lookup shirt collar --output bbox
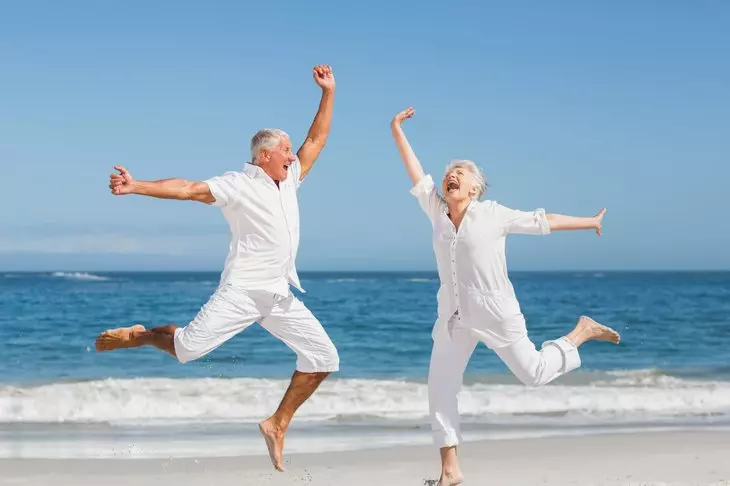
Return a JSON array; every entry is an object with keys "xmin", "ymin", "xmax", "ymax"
[
  {"xmin": 443, "ymin": 199, "xmax": 479, "ymax": 215},
  {"xmin": 243, "ymin": 162, "xmax": 264, "ymax": 178},
  {"xmin": 243, "ymin": 162, "xmax": 280, "ymax": 187}
]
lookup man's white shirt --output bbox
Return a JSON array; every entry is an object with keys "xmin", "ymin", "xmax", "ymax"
[{"xmin": 206, "ymin": 160, "xmax": 304, "ymax": 295}]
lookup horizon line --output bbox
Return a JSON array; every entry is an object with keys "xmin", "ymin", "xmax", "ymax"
[{"xmin": 3, "ymin": 269, "xmax": 730, "ymax": 273}]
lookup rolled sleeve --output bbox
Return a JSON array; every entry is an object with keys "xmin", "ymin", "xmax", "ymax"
[
  {"xmin": 290, "ymin": 158, "xmax": 303, "ymax": 189},
  {"xmin": 205, "ymin": 171, "xmax": 241, "ymax": 208},
  {"xmin": 410, "ymin": 174, "xmax": 445, "ymax": 222},
  {"xmin": 496, "ymin": 203, "xmax": 551, "ymax": 235}
]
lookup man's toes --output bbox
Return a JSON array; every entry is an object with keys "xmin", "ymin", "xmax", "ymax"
[{"xmin": 598, "ymin": 326, "xmax": 620, "ymax": 344}]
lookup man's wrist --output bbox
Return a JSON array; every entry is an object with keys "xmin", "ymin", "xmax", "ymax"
[{"xmin": 128, "ymin": 180, "xmax": 142, "ymax": 194}]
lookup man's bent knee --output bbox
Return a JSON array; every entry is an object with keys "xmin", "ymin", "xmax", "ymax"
[
  {"xmin": 172, "ymin": 327, "xmax": 206, "ymax": 364},
  {"xmin": 322, "ymin": 345, "xmax": 340, "ymax": 372},
  {"xmin": 296, "ymin": 344, "xmax": 339, "ymax": 373}
]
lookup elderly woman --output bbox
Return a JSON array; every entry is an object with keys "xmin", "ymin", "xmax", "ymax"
[{"xmin": 391, "ymin": 107, "xmax": 620, "ymax": 486}]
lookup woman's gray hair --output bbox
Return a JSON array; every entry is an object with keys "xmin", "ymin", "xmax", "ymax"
[
  {"xmin": 444, "ymin": 159, "xmax": 487, "ymax": 200},
  {"xmin": 250, "ymin": 128, "xmax": 290, "ymax": 163}
]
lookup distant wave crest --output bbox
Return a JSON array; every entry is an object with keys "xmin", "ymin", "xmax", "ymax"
[{"xmin": 51, "ymin": 272, "xmax": 110, "ymax": 282}]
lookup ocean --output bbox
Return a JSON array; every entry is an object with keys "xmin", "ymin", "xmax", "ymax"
[{"xmin": 1, "ymin": 271, "xmax": 729, "ymax": 459}]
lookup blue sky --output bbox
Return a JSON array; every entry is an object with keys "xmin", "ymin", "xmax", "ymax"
[{"xmin": 0, "ymin": 1, "xmax": 728, "ymax": 271}]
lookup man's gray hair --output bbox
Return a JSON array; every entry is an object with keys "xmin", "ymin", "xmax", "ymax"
[
  {"xmin": 444, "ymin": 159, "xmax": 487, "ymax": 200},
  {"xmin": 250, "ymin": 128, "xmax": 290, "ymax": 163}
]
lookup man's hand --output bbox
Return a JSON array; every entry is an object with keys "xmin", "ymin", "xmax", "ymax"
[
  {"xmin": 110, "ymin": 166, "xmax": 135, "ymax": 195},
  {"xmin": 392, "ymin": 107, "xmax": 415, "ymax": 128},
  {"xmin": 313, "ymin": 65, "xmax": 335, "ymax": 92}
]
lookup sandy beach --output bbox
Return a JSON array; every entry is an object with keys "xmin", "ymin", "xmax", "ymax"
[{"xmin": 2, "ymin": 430, "xmax": 729, "ymax": 485}]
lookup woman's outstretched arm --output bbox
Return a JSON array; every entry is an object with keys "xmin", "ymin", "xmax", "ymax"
[{"xmin": 547, "ymin": 208, "xmax": 607, "ymax": 235}]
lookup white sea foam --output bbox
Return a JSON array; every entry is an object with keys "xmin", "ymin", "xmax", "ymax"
[
  {"xmin": 170, "ymin": 280, "xmax": 217, "ymax": 286},
  {"xmin": 325, "ymin": 278, "xmax": 378, "ymax": 284},
  {"xmin": 50, "ymin": 272, "xmax": 110, "ymax": 282},
  {"xmin": 1, "ymin": 372, "xmax": 729, "ymax": 426}
]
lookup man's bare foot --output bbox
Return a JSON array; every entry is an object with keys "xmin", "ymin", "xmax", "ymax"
[
  {"xmin": 570, "ymin": 316, "xmax": 620, "ymax": 346},
  {"xmin": 95, "ymin": 325, "xmax": 146, "ymax": 352},
  {"xmin": 259, "ymin": 419, "xmax": 286, "ymax": 472},
  {"xmin": 437, "ymin": 469, "xmax": 463, "ymax": 486}
]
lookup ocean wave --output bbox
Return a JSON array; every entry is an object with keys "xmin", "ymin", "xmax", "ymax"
[
  {"xmin": 407, "ymin": 278, "xmax": 436, "ymax": 283},
  {"xmin": 592, "ymin": 368, "xmax": 690, "ymax": 387},
  {"xmin": 2, "ymin": 374, "xmax": 730, "ymax": 425},
  {"xmin": 50, "ymin": 272, "xmax": 110, "ymax": 282},
  {"xmin": 170, "ymin": 280, "xmax": 217, "ymax": 286}
]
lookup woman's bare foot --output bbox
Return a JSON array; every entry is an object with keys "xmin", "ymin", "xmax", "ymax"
[
  {"xmin": 438, "ymin": 446, "xmax": 463, "ymax": 486},
  {"xmin": 568, "ymin": 316, "xmax": 620, "ymax": 346},
  {"xmin": 438, "ymin": 469, "xmax": 463, "ymax": 486},
  {"xmin": 95, "ymin": 325, "xmax": 146, "ymax": 352},
  {"xmin": 259, "ymin": 419, "xmax": 286, "ymax": 472}
]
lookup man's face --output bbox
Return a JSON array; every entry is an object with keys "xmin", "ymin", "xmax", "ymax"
[{"xmin": 258, "ymin": 136, "xmax": 297, "ymax": 182}]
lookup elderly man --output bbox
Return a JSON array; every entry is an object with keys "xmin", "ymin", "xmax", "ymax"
[
  {"xmin": 391, "ymin": 107, "xmax": 620, "ymax": 486},
  {"xmin": 95, "ymin": 65, "xmax": 338, "ymax": 472}
]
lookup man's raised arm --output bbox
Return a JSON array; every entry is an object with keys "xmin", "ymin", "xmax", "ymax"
[
  {"xmin": 296, "ymin": 65, "xmax": 335, "ymax": 182},
  {"xmin": 109, "ymin": 165, "xmax": 214, "ymax": 204}
]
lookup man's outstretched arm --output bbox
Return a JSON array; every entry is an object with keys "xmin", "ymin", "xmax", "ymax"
[
  {"xmin": 109, "ymin": 165, "xmax": 214, "ymax": 203},
  {"xmin": 296, "ymin": 65, "xmax": 335, "ymax": 182}
]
